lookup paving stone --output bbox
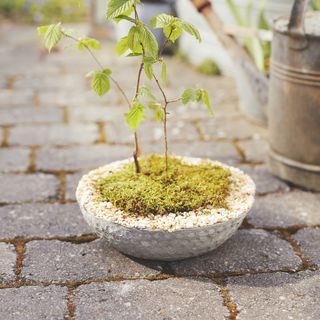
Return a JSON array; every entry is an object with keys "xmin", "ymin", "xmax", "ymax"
[
  {"xmin": 293, "ymin": 228, "xmax": 320, "ymax": 267},
  {"xmin": 0, "ymin": 243, "xmax": 16, "ymax": 282},
  {"xmin": 248, "ymin": 192, "xmax": 320, "ymax": 228},
  {"xmin": 0, "ymin": 147, "xmax": 30, "ymax": 172},
  {"xmin": 170, "ymin": 229, "xmax": 301, "ymax": 275},
  {"xmin": 9, "ymin": 124, "xmax": 99, "ymax": 146},
  {"xmin": 0, "ymin": 107, "xmax": 62, "ymax": 125},
  {"xmin": 200, "ymin": 115, "xmax": 266, "ymax": 140},
  {"xmin": 69, "ymin": 105, "xmax": 126, "ymax": 122},
  {"xmin": 0, "ymin": 285, "xmax": 68, "ymax": 320},
  {"xmin": 0, "ymin": 89, "xmax": 34, "ymax": 107},
  {"xmin": 75, "ymin": 278, "xmax": 228, "ymax": 320},
  {"xmin": 23, "ymin": 240, "xmax": 162, "ymax": 282},
  {"xmin": 66, "ymin": 172, "xmax": 84, "ymax": 201},
  {"xmin": 37, "ymin": 145, "xmax": 132, "ymax": 171},
  {"xmin": 0, "ymin": 203, "xmax": 91, "ymax": 238},
  {"xmin": 239, "ymin": 165, "xmax": 290, "ymax": 195},
  {"xmin": 0, "ymin": 174, "xmax": 59, "ymax": 203},
  {"xmin": 239, "ymin": 138, "xmax": 268, "ymax": 163},
  {"xmin": 106, "ymin": 120, "xmax": 199, "ymax": 144},
  {"xmin": 144, "ymin": 141, "xmax": 241, "ymax": 165},
  {"xmin": 226, "ymin": 270, "xmax": 320, "ymax": 320}
]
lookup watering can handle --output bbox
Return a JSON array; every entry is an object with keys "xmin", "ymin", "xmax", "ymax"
[{"xmin": 288, "ymin": 0, "xmax": 309, "ymax": 33}]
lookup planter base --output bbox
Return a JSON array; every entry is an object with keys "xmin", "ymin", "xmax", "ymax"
[{"xmin": 268, "ymin": 149, "xmax": 320, "ymax": 192}]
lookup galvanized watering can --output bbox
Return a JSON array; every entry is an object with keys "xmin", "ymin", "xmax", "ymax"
[{"xmin": 268, "ymin": 0, "xmax": 320, "ymax": 191}]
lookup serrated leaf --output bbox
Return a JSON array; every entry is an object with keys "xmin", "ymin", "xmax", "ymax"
[
  {"xmin": 150, "ymin": 13, "xmax": 174, "ymax": 28},
  {"xmin": 127, "ymin": 25, "xmax": 143, "ymax": 53},
  {"xmin": 201, "ymin": 89, "xmax": 214, "ymax": 116},
  {"xmin": 77, "ymin": 37, "xmax": 101, "ymax": 51},
  {"xmin": 116, "ymin": 36, "xmax": 129, "ymax": 55},
  {"xmin": 181, "ymin": 21, "xmax": 202, "ymax": 42},
  {"xmin": 91, "ymin": 69, "xmax": 112, "ymax": 96},
  {"xmin": 148, "ymin": 101, "xmax": 164, "ymax": 122},
  {"xmin": 139, "ymin": 86, "xmax": 156, "ymax": 101},
  {"xmin": 125, "ymin": 103, "xmax": 146, "ymax": 131},
  {"xmin": 140, "ymin": 25, "xmax": 159, "ymax": 58},
  {"xmin": 161, "ymin": 62, "xmax": 167, "ymax": 85},
  {"xmin": 106, "ymin": 0, "xmax": 136, "ymax": 20},
  {"xmin": 181, "ymin": 88, "xmax": 201, "ymax": 104},
  {"xmin": 38, "ymin": 23, "xmax": 63, "ymax": 52}
]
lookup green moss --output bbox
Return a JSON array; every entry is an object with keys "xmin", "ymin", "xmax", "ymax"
[{"xmin": 96, "ymin": 155, "xmax": 231, "ymax": 217}]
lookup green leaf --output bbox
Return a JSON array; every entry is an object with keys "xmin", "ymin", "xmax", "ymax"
[
  {"xmin": 38, "ymin": 23, "xmax": 63, "ymax": 52},
  {"xmin": 181, "ymin": 88, "xmax": 202, "ymax": 104},
  {"xmin": 37, "ymin": 25, "xmax": 49, "ymax": 37},
  {"xmin": 91, "ymin": 69, "xmax": 112, "ymax": 96},
  {"xmin": 127, "ymin": 25, "xmax": 143, "ymax": 53},
  {"xmin": 139, "ymin": 86, "xmax": 156, "ymax": 101},
  {"xmin": 161, "ymin": 61, "xmax": 167, "ymax": 85},
  {"xmin": 201, "ymin": 89, "xmax": 214, "ymax": 116},
  {"xmin": 148, "ymin": 101, "xmax": 164, "ymax": 122},
  {"xmin": 143, "ymin": 57, "xmax": 156, "ymax": 80},
  {"xmin": 106, "ymin": 0, "xmax": 136, "ymax": 20},
  {"xmin": 150, "ymin": 13, "xmax": 174, "ymax": 28},
  {"xmin": 140, "ymin": 25, "xmax": 159, "ymax": 58},
  {"xmin": 116, "ymin": 36, "xmax": 129, "ymax": 55},
  {"xmin": 163, "ymin": 21, "xmax": 183, "ymax": 43},
  {"xmin": 77, "ymin": 37, "xmax": 101, "ymax": 51},
  {"xmin": 115, "ymin": 14, "xmax": 136, "ymax": 23},
  {"xmin": 181, "ymin": 21, "xmax": 202, "ymax": 42},
  {"xmin": 125, "ymin": 103, "xmax": 146, "ymax": 131}
]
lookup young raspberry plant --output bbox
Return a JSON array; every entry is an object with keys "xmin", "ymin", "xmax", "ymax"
[{"xmin": 37, "ymin": 0, "xmax": 214, "ymax": 173}]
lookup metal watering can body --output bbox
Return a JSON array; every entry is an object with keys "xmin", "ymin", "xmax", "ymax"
[{"xmin": 268, "ymin": 0, "xmax": 320, "ymax": 190}]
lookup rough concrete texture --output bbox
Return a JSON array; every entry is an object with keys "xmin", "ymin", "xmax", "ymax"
[
  {"xmin": 75, "ymin": 278, "xmax": 228, "ymax": 320},
  {"xmin": 227, "ymin": 271, "xmax": 320, "ymax": 320},
  {"xmin": 0, "ymin": 286, "xmax": 68, "ymax": 320},
  {"xmin": 0, "ymin": 243, "xmax": 16, "ymax": 282}
]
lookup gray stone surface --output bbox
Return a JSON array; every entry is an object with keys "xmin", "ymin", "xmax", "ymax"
[
  {"xmin": 248, "ymin": 192, "xmax": 320, "ymax": 228},
  {"xmin": 239, "ymin": 138, "xmax": 268, "ymax": 163},
  {"xmin": 69, "ymin": 105, "xmax": 125, "ymax": 122},
  {"xmin": 293, "ymin": 228, "xmax": 320, "ymax": 267},
  {"xmin": 106, "ymin": 120, "xmax": 199, "ymax": 144},
  {"xmin": 0, "ymin": 107, "xmax": 62, "ymax": 125},
  {"xmin": 0, "ymin": 147, "xmax": 30, "ymax": 172},
  {"xmin": 23, "ymin": 240, "xmax": 162, "ymax": 281},
  {"xmin": 0, "ymin": 285, "xmax": 68, "ymax": 320},
  {"xmin": 66, "ymin": 172, "xmax": 84, "ymax": 201},
  {"xmin": 201, "ymin": 115, "xmax": 266, "ymax": 140},
  {"xmin": 227, "ymin": 271, "xmax": 320, "ymax": 320},
  {"xmin": 0, "ymin": 243, "xmax": 16, "ymax": 282},
  {"xmin": 0, "ymin": 89, "xmax": 34, "ymax": 107},
  {"xmin": 0, "ymin": 203, "xmax": 91, "ymax": 238},
  {"xmin": 37, "ymin": 145, "xmax": 132, "ymax": 171},
  {"xmin": 75, "ymin": 278, "xmax": 228, "ymax": 320},
  {"xmin": 170, "ymin": 229, "xmax": 301, "ymax": 275},
  {"xmin": 0, "ymin": 174, "xmax": 59, "ymax": 203},
  {"xmin": 144, "ymin": 141, "xmax": 241, "ymax": 164},
  {"xmin": 239, "ymin": 165, "xmax": 290, "ymax": 195},
  {"xmin": 9, "ymin": 124, "xmax": 99, "ymax": 146}
]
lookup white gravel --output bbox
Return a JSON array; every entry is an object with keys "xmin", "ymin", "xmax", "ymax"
[{"xmin": 76, "ymin": 157, "xmax": 255, "ymax": 232}]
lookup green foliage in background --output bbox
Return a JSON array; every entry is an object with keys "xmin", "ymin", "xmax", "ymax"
[
  {"xmin": 0, "ymin": 0, "xmax": 86, "ymax": 23},
  {"xmin": 226, "ymin": 0, "xmax": 271, "ymax": 73}
]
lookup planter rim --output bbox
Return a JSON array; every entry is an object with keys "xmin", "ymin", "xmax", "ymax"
[{"xmin": 76, "ymin": 156, "xmax": 255, "ymax": 233}]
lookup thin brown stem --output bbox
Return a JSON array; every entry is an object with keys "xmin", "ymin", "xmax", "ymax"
[
  {"xmin": 62, "ymin": 32, "xmax": 141, "ymax": 172},
  {"xmin": 153, "ymin": 74, "xmax": 169, "ymax": 171}
]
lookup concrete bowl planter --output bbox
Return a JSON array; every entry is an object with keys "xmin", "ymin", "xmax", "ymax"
[{"xmin": 76, "ymin": 157, "xmax": 255, "ymax": 261}]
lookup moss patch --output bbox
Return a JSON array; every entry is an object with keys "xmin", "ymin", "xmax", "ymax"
[{"xmin": 96, "ymin": 155, "xmax": 231, "ymax": 216}]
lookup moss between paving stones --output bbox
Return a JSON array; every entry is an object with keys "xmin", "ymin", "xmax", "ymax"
[{"xmin": 96, "ymin": 154, "xmax": 231, "ymax": 216}]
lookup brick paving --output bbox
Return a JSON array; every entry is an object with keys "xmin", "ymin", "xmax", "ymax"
[{"xmin": 0, "ymin": 23, "xmax": 319, "ymax": 320}]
